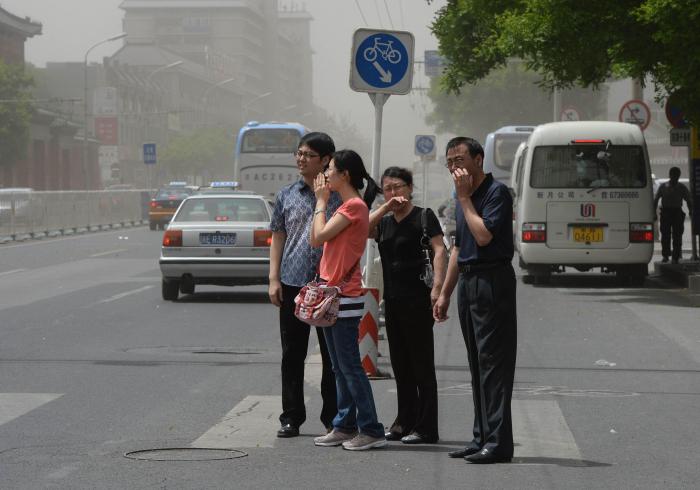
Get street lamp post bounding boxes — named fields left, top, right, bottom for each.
left=202, top=77, right=236, bottom=128
left=242, top=91, right=272, bottom=124
left=82, top=32, right=126, bottom=190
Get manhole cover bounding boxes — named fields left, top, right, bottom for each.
left=124, top=447, right=247, bottom=461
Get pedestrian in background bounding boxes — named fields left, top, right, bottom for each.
left=269, top=132, right=339, bottom=438
left=309, top=149, right=387, bottom=451
left=434, top=137, right=517, bottom=464
left=654, top=166, right=692, bottom=264
left=369, top=166, right=447, bottom=444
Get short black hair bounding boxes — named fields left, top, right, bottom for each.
left=381, top=166, right=413, bottom=187
left=669, top=166, right=681, bottom=179
left=299, top=132, right=335, bottom=157
left=445, top=136, right=484, bottom=159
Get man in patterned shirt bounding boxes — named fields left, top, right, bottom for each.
left=269, top=132, right=341, bottom=437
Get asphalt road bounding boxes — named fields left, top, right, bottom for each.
left=0, top=227, right=698, bottom=489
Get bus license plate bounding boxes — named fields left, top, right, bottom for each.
left=199, top=232, right=237, bottom=246
left=572, top=227, right=603, bottom=243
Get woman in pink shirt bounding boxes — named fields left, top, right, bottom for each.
left=309, top=149, right=386, bottom=451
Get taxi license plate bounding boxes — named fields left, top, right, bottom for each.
left=199, top=232, right=237, bottom=246
left=572, top=227, right=603, bottom=243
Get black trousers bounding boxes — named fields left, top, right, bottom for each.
left=660, top=208, right=685, bottom=261
left=279, top=283, right=336, bottom=429
left=457, top=263, right=517, bottom=457
left=384, top=293, right=439, bottom=440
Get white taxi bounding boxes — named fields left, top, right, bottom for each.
left=159, top=191, right=272, bottom=300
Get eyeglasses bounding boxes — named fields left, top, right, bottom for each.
left=444, top=155, right=467, bottom=168
left=293, top=150, right=320, bottom=159
left=382, top=183, right=408, bottom=193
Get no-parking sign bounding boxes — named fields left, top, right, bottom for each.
left=618, top=99, right=651, bottom=130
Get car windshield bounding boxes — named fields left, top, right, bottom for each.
left=155, top=188, right=192, bottom=200
left=175, top=198, right=269, bottom=222
left=530, top=145, right=647, bottom=188
left=493, top=133, right=531, bottom=170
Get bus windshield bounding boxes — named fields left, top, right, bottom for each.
left=530, top=145, right=647, bottom=189
left=240, top=128, right=300, bottom=153
left=493, top=134, right=530, bottom=171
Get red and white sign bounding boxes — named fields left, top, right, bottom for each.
left=618, top=99, right=651, bottom=130
left=560, top=106, right=580, bottom=121
left=94, top=117, right=119, bottom=145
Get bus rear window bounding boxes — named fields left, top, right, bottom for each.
left=241, top=129, right=301, bottom=153
left=530, top=145, right=647, bottom=189
left=493, top=134, right=530, bottom=170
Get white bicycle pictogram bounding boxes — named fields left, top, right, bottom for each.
left=363, top=38, right=402, bottom=64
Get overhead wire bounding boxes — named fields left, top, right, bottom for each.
left=373, top=0, right=384, bottom=27
left=354, top=0, right=369, bottom=25
left=383, top=0, right=395, bottom=29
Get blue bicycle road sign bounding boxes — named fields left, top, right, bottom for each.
left=415, top=135, right=436, bottom=157
left=143, top=143, right=157, bottom=165
left=350, top=29, right=414, bottom=95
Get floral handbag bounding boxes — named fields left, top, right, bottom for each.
left=293, top=282, right=341, bottom=327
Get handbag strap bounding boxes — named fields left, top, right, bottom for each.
left=420, top=208, right=431, bottom=250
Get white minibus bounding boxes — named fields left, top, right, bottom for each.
left=483, top=125, right=536, bottom=184
left=514, top=121, right=654, bottom=285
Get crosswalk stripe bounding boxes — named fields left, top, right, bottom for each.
left=0, top=393, right=63, bottom=427
left=191, top=395, right=280, bottom=449
left=512, top=399, right=581, bottom=459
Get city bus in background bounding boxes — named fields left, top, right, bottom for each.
left=233, top=121, right=309, bottom=199
left=483, top=125, right=536, bottom=184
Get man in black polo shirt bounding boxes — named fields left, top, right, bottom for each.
left=434, top=136, right=517, bottom=464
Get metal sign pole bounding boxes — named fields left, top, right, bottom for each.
left=690, top=127, right=699, bottom=260
left=364, top=92, right=389, bottom=285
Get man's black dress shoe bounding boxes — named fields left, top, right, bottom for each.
left=276, top=423, right=299, bottom=438
left=448, top=446, right=480, bottom=458
left=465, top=448, right=512, bottom=464
left=385, top=431, right=402, bottom=441
left=401, top=433, right=437, bottom=444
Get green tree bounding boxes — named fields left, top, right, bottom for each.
left=160, top=127, right=233, bottom=183
left=0, top=60, right=34, bottom=166
left=426, top=61, right=608, bottom=140
left=430, top=0, right=700, bottom=123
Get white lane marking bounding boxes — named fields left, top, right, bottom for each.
left=89, top=248, right=128, bottom=258
left=305, top=352, right=323, bottom=392
left=92, top=285, right=154, bottom=305
left=0, top=268, right=25, bottom=277
left=0, top=393, right=63, bottom=427
left=191, top=395, right=279, bottom=449
left=45, top=464, right=80, bottom=480
left=0, top=228, right=141, bottom=249
left=512, top=399, right=581, bottom=459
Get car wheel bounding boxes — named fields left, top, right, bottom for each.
left=522, top=274, right=534, bottom=284
left=149, top=221, right=156, bottom=230
left=162, top=278, right=179, bottom=301
left=180, top=282, right=195, bottom=295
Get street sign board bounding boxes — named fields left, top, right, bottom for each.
left=560, top=106, right=580, bottom=121
left=424, top=50, right=445, bottom=78
left=143, top=143, right=157, bottom=165
left=350, top=28, right=414, bottom=95
left=415, top=135, right=436, bottom=158
left=665, top=93, right=689, bottom=128
left=94, top=116, right=118, bottom=145
left=670, top=128, right=691, bottom=147
left=618, top=99, right=651, bottom=130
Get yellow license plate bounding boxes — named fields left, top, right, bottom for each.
left=573, top=227, right=604, bottom=243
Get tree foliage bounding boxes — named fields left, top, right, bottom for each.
left=160, top=127, right=233, bottom=182
left=425, top=61, right=608, bottom=141
left=0, top=60, right=34, bottom=166
left=431, top=0, right=700, bottom=123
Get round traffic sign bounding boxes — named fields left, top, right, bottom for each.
left=560, top=106, right=580, bottom=121
left=415, top=135, right=435, bottom=156
left=355, top=33, right=410, bottom=90
left=618, top=99, right=651, bottom=130
left=665, top=93, right=688, bottom=129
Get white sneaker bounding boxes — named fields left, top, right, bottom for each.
left=341, top=433, right=388, bottom=451
left=314, top=429, right=358, bottom=447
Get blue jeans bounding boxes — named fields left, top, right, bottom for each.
left=323, top=316, right=384, bottom=438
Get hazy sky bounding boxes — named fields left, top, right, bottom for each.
left=1, top=0, right=449, bottom=167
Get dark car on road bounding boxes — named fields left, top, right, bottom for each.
left=148, top=183, right=194, bottom=230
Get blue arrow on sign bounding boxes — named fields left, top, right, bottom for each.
left=355, top=33, right=409, bottom=90
left=415, top=135, right=436, bottom=156
left=143, top=143, right=157, bottom=165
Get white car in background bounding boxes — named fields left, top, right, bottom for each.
left=159, top=191, right=273, bottom=301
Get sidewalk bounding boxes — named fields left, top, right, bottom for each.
left=649, top=242, right=700, bottom=306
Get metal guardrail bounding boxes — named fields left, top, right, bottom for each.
left=0, top=190, right=150, bottom=241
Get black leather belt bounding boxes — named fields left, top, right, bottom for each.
left=459, top=261, right=509, bottom=274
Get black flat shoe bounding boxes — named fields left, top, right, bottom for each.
left=401, top=433, right=437, bottom=444
left=448, top=446, right=480, bottom=458
left=385, top=431, right=403, bottom=441
left=277, top=423, right=299, bottom=438
left=465, top=448, right=512, bottom=464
